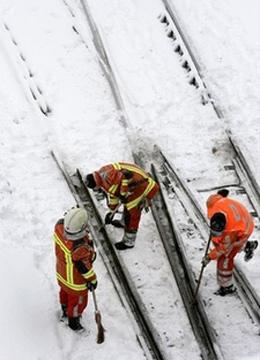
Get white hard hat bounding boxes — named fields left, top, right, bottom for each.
left=64, top=207, right=89, bottom=241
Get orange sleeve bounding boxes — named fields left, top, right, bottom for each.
left=208, top=244, right=226, bottom=260
left=208, top=231, right=243, bottom=260
left=72, top=245, right=94, bottom=271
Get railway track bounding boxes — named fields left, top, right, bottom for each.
left=52, top=148, right=227, bottom=360
left=51, top=149, right=171, bottom=360
left=155, top=146, right=260, bottom=325
left=155, top=2, right=260, bottom=327
left=58, top=0, right=260, bottom=358
left=150, top=163, right=224, bottom=360
left=158, top=0, right=222, bottom=117
left=2, top=0, right=259, bottom=358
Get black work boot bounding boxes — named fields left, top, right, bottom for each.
left=115, top=241, right=134, bottom=250
left=244, top=241, right=258, bottom=262
left=115, top=231, right=136, bottom=250
left=111, top=219, right=125, bottom=228
left=214, top=285, right=236, bottom=296
left=68, top=317, right=85, bottom=332
left=60, top=304, right=67, bottom=322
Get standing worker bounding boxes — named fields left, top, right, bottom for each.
left=85, top=162, right=159, bottom=250
left=54, top=207, right=97, bottom=331
left=202, top=189, right=257, bottom=296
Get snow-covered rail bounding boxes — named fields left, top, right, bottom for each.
left=60, top=1, right=260, bottom=357
left=154, top=2, right=260, bottom=308
left=228, top=132, right=260, bottom=217
left=51, top=150, right=170, bottom=360
left=150, top=163, right=224, bottom=360
left=52, top=148, right=225, bottom=360
left=158, top=0, right=222, bottom=117
left=156, top=147, right=260, bottom=326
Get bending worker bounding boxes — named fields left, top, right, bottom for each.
left=202, top=189, right=257, bottom=296
left=85, top=162, right=159, bottom=250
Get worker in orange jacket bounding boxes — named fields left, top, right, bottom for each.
left=85, top=162, right=159, bottom=250
left=54, top=207, right=97, bottom=331
left=202, top=189, right=257, bottom=296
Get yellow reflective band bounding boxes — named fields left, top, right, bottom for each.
left=83, top=268, right=95, bottom=280
left=121, top=164, right=148, bottom=178
left=113, top=163, right=149, bottom=178
left=54, top=233, right=74, bottom=286
left=56, top=273, right=87, bottom=291
left=108, top=184, right=118, bottom=194
left=53, top=233, right=70, bottom=254
left=110, top=199, right=119, bottom=205
left=122, top=179, right=129, bottom=185
left=126, top=178, right=155, bottom=210
left=113, top=163, right=121, bottom=170
left=108, top=194, right=119, bottom=205
left=67, top=252, right=74, bottom=284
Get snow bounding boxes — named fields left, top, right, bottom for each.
left=0, top=0, right=260, bottom=359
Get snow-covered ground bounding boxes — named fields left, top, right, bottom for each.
left=0, top=0, right=260, bottom=359
left=172, top=0, right=260, bottom=180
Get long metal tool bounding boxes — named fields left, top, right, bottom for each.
left=92, top=289, right=105, bottom=344
left=193, top=235, right=212, bottom=301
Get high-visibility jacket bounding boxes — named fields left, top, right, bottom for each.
left=207, top=195, right=254, bottom=260
left=92, top=162, right=159, bottom=210
left=54, top=219, right=96, bottom=296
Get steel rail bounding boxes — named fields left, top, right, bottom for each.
left=227, top=132, right=260, bottom=216
left=150, top=163, right=225, bottom=360
left=64, top=0, right=260, bottom=349
left=79, top=0, right=133, bottom=132
left=60, top=3, right=218, bottom=357
left=156, top=148, right=260, bottom=327
left=155, top=145, right=208, bottom=239
left=159, top=0, right=223, bottom=117
left=159, top=0, right=260, bottom=199
left=51, top=149, right=169, bottom=360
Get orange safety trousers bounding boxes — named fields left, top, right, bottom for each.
left=59, top=287, right=88, bottom=318
left=216, top=241, right=249, bottom=288
left=124, top=182, right=159, bottom=231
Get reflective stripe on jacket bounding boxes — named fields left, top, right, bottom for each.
left=93, top=162, right=158, bottom=210
left=54, top=219, right=96, bottom=296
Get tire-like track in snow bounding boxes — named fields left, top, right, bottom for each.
left=2, top=22, right=51, bottom=116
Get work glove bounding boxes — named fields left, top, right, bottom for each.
left=104, top=212, right=115, bottom=225
left=87, top=279, right=97, bottom=292
left=119, top=195, right=128, bottom=204
left=202, top=255, right=211, bottom=267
